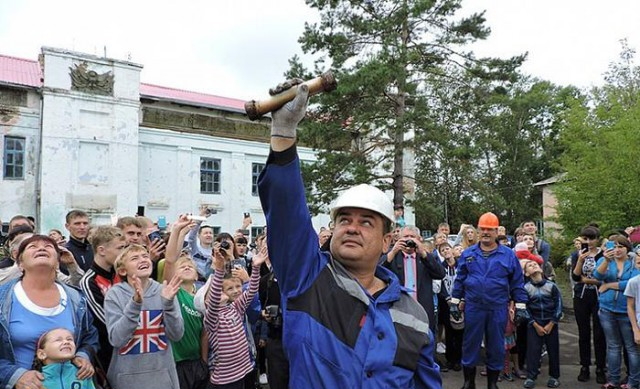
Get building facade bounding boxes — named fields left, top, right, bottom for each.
left=0, top=47, right=329, bottom=235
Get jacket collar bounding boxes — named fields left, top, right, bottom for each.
left=68, top=236, right=89, bottom=249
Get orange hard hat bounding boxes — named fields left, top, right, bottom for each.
left=477, top=212, right=499, bottom=229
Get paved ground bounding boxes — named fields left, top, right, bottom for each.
left=437, top=312, right=604, bottom=389
left=259, top=310, right=604, bottom=388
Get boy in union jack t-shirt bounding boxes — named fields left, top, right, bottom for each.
left=104, top=244, right=184, bottom=389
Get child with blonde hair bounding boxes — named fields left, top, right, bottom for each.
left=104, top=244, right=184, bottom=389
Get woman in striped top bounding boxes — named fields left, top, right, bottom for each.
left=204, top=240, right=266, bottom=388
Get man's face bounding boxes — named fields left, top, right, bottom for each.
left=434, top=234, right=446, bottom=246
left=102, top=238, right=126, bottom=266
left=478, top=227, right=498, bottom=247
left=330, top=207, right=391, bottom=271
left=400, top=227, right=421, bottom=254
left=121, top=225, right=143, bottom=245
left=65, top=217, right=90, bottom=240
left=9, top=218, right=31, bottom=233
left=437, top=225, right=450, bottom=235
left=199, top=228, right=214, bottom=246
left=318, top=230, right=332, bottom=246
left=522, top=222, right=537, bottom=235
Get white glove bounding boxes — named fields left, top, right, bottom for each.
left=271, top=83, right=309, bottom=139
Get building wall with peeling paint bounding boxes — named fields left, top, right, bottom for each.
left=0, top=47, right=332, bottom=235
left=0, top=87, right=41, bottom=222
left=138, top=127, right=329, bottom=233
left=38, top=47, right=143, bottom=230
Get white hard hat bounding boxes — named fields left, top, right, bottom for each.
left=330, top=184, right=395, bottom=225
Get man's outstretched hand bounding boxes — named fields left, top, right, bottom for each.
left=270, top=81, right=309, bottom=140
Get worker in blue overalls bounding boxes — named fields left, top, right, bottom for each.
left=450, top=212, right=529, bottom=389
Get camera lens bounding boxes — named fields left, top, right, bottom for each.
left=220, top=241, right=231, bottom=250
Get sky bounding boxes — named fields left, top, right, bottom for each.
left=1, top=0, right=640, bottom=101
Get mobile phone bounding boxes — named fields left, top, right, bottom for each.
left=244, top=212, right=250, bottom=218
left=157, top=216, right=167, bottom=230
left=148, top=230, right=162, bottom=243
left=231, top=258, right=246, bottom=270
left=606, top=240, right=615, bottom=250
left=581, top=243, right=589, bottom=252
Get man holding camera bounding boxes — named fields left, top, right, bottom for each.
left=258, top=83, right=441, bottom=389
left=381, top=226, right=445, bottom=334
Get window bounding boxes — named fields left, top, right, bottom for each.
left=251, top=226, right=265, bottom=243
left=200, top=157, right=221, bottom=194
left=3, top=136, right=25, bottom=179
left=251, top=162, right=265, bottom=196
left=211, top=227, right=221, bottom=237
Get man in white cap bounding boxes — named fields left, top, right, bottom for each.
left=257, top=82, right=441, bottom=389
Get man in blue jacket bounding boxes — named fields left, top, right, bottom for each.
left=258, top=82, right=441, bottom=389
left=450, top=212, right=528, bottom=389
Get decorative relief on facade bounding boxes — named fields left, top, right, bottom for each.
left=141, top=107, right=271, bottom=142
left=69, top=62, right=114, bottom=96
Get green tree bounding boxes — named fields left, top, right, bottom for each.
left=289, top=0, right=524, bottom=215
left=413, top=67, right=576, bottom=233
left=555, top=40, right=640, bottom=236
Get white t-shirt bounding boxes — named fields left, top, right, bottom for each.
left=624, top=275, right=640, bottom=324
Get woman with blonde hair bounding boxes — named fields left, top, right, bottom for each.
left=461, top=226, right=478, bottom=250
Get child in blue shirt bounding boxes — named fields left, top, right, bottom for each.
left=522, top=260, right=563, bottom=389
left=33, top=327, right=96, bottom=389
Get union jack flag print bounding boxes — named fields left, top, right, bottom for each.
left=119, top=309, right=167, bottom=355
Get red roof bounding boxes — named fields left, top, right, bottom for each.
left=0, top=53, right=245, bottom=112
left=0, top=54, right=42, bottom=87
left=139, top=83, right=245, bottom=112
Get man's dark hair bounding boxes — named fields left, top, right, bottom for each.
left=8, top=215, right=30, bottom=233
left=199, top=225, right=214, bottom=234
left=7, top=225, right=34, bottom=243
left=65, top=210, right=89, bottom=224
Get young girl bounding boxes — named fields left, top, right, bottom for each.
left=204, top=241, right=266, bottom=388
left=33, top=327, right=96, bottom=389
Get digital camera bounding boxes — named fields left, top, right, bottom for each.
left=405, top=239, right=417, bottom=249
left=265, top=305, right=282, bottom=328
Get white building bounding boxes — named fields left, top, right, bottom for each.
left=0, top=47, right=330, bottom=236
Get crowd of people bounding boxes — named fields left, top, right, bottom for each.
left=3, top=82, right=640, bottom=389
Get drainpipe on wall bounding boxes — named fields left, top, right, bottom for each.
left=35, top=89, right=44, bottom=233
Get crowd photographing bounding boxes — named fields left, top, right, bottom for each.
left=3, top=83, right=640, bottom=389
left=2, top=209, right=639, bottom=389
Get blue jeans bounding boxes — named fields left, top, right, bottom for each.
left=599, top=309, right=640, bottom=387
